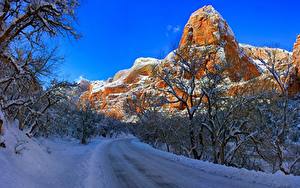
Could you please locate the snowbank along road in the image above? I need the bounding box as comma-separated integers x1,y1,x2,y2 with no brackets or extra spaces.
100,138,272,188
1,136,299,188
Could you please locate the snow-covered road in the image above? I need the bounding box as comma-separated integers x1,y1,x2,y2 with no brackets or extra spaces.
1,133,299,188
100,138,269,188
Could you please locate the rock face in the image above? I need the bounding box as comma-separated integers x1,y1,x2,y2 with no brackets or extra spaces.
293,35,300,76
180,5,260,82
288,35,300,95
80,5,299,120
80,58,160,119
180,5,231,47
241,44,292,74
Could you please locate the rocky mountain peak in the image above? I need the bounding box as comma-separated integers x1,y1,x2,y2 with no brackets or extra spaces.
180,5,234,47
179,5,260,82
79,6,299,120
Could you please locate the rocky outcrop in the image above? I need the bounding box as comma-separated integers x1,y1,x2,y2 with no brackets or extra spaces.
241,44,292,73
80,58,160,119
293,35,300,76
288,35,300,95
80,6,299,120
180,5,260,82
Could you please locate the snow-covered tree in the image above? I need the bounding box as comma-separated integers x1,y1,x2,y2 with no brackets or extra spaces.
253,51,300,175
155,36,222,159
0,0,79,139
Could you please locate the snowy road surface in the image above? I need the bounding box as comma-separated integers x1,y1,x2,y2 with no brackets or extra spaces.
1,133,299,188
101,138,269,188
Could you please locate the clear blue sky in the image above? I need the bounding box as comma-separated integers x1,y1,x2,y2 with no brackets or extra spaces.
58,0,300,81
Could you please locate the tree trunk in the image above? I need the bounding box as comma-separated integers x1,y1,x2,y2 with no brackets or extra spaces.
81,136,87,145
189,118,199,159
166,143,170,152
219,142,225,165
0,119,3,135
0,119,6,148
211,133,218,163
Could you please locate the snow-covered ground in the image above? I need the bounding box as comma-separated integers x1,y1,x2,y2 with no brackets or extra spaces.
132,140,300,188
1,122,300,188
0,117,112,188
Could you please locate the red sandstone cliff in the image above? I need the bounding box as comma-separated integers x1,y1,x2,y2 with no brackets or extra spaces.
80,6,299,119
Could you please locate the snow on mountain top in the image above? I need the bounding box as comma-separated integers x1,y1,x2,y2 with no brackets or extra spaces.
90,57,160,94
132,57,161,69
239,43,292,54
114,58,160,81
164,51,176,62
191,5,221,18
190,5,235,39
91,80,106,94
113,69,130,81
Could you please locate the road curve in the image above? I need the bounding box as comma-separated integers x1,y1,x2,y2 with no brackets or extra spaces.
101,138,268,188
